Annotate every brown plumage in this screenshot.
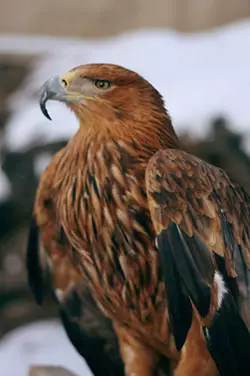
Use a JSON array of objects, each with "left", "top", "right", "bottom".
[{"left": 28, "top": 64, "right": 250, "bottom": 376}]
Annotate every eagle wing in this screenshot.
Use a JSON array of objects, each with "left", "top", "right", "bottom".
[
  {"left": 26, "top": 216, "right": 50, "bottom": 305},
  {"left": 27, "top": 213, "right": 126, "bottom": 376},
  {"left": 146, "top": 149, "right": 250, "bottom": 375}
]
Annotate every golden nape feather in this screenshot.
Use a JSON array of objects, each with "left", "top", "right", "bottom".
[{"left": 27, "top": 63, "right": 250, "bottom": 376}]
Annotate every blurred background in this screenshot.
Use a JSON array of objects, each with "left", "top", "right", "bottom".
[{"left": 1, "top": 0, "right": 250, "bottom": 375}]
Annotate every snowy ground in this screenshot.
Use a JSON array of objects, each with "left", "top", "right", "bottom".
[{"left": 0, "top": 320, "right": 92, "bottom": 376}]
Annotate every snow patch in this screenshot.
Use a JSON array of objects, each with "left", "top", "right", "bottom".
[
  {"left": 0, "top": 320, "right": 92, "bottom": 376},
  {"left": 0, "top": 166, "right": 11, "bottom": 202},
  {"left": 34, "top": 151, "right": 53, "bottom": 177}
]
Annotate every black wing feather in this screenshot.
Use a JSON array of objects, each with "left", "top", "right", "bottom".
[
  {"left": 157, "top": 228, "right": 192, "bottom": 351},
  {"left": 26, "top": 216, "right": 49, "bottom": 304},
  {"left": 60, "top": 287, "right": 125, "bottom": 376},
  {"left": 160, "top": 222, "right": 212, "bottom": 318},
  {"left": 147, "top": 149, "right": 250, "bottom": 372},
  {"left": 204, "top": 292, "right": 250, "bottom": 376}
]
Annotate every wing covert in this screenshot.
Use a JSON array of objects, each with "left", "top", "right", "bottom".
[{"left": 146, "top": 149, "right": 250, "bottom": 370}]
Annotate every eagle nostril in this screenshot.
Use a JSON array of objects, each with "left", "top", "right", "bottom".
[{"left": 61, "top": 79, "right": 68, "bottom": 88}]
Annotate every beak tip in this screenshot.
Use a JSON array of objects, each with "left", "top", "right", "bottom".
[
  {"left": 45, "top": 109, "right": 52, "bottom": 121},
  {"left": 39, "top": 87, "right": 53, "bottom": 120},
  {"left": 39, "top": 100, "right": 52, "bottom": 121}
]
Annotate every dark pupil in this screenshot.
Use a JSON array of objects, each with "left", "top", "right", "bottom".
[{"left": 95, "top": 79, "right": 110, "bottom": 89}]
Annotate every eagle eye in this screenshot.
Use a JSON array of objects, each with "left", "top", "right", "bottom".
[{"left": 94, "top": 79, "right": 111, "bottom": 90}]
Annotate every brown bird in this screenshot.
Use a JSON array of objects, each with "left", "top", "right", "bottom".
[{"left": 27, "top": 64, "right": 250, "bottom": 376}]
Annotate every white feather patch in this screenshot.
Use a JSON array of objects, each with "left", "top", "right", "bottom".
[
  {"left": 55, "top": 289, "right": 65, "bottom": 302},
  {"left": 214, "top": 271, "right": 227, "bottom": 308}
]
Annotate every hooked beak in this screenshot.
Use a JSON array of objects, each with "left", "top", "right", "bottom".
[
  {"left": 39, "top": 76, "right": 68, "bottom": 120},
  {"left": 39, "top": 71, "right": 78, "bottom": 120}
]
